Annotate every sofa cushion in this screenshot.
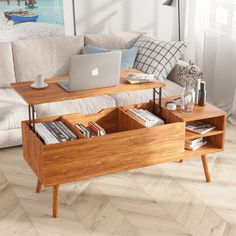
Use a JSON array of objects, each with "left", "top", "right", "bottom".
[
  {"left": 111, "top": 79, "right": 183, "bottom": 107},
  {"left": 83, "top": 45, "right": 138, "bottom": 69},
  {"left": 0, "top": 42, "right": 16, "bottom": 88},
  {"left": 134, "top": 35, "right": 187, "bottom": 82},
  {"left": 0, "top": 128, "right": 22, "bottom": 149},
  {"left": 12, "top": 36, "right": 84, "bottom": 82},
  {"left": 0, "top": 89, "right": 28, "bottom": 131},
  {"left": 84, "top": 31, "right": 145, "bottom": 49},
  {"left": 35, "top": 95, "right": 116, "bottom": 118}
]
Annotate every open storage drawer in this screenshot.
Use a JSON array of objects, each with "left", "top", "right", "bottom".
[{"left": 22, "top": 103, "right": 185, "bottom": 187}]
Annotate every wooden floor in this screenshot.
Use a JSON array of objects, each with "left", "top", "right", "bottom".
[{"left": 0, "top": 124, "right": 235, "bottom": 236}]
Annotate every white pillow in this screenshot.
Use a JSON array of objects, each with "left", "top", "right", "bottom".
[
  {"left": 0, "top": 42, "right": 16, "bottom": 88},
  {"left": 134, "top": 35, "right": 187, "bottom": 82},
  {"left": 84, "top": 31, "right": 146, "bottom": 49}
]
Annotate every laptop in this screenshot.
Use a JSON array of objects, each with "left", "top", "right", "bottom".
[{"left": 57, "top": 51, "right": 122, "bottom": 92}]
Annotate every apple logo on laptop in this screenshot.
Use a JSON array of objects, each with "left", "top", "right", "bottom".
[{"left": 91, "top": 68, "right": 99, "bottom": 77}]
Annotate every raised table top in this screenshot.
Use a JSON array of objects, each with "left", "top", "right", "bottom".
[{"left": 11, "top": 69, "right": 165, "bottom": 106}]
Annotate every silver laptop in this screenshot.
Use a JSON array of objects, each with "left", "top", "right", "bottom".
[{"left": 57, "top": 51, "right": 121, "bottom": 92}]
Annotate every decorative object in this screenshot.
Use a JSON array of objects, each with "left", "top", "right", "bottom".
[
  {"left": 166, "top": 102, "right": 177, "bottom": 111},
  {"left": 194, "top": 79, "right": 201, "bottom": 104},
  {"left": 163, "top": 0, "right": 181, "bottom": 41},
  {"left": 0, "top": 0, "right": 65, "bottom": 42},
  {"left": 31, "top": 74, "right": 48, "bottom": 89},
  {"left": 180, "top": 87, "right": 195, "bottom": 113},
  {"left": 134, "top": 35, "right": 187, "bottom": 82},
  {"left": 176, "top": 61, "right": 203, "bottom": 88},
  {"left": 198, "top": 81, "right": 206, "bottom": 106}
]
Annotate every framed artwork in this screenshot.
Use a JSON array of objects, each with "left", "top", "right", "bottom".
[{"left": 0, "top": 0, "right": 65, "bottom": 42}]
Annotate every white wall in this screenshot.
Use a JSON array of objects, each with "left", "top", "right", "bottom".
[{"left": 64, "top": 0, "right": 178, "bottom": 41}]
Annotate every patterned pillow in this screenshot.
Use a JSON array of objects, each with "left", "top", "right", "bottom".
[{"left": 134, "top": 35, "right": 187, "bottom": 82}]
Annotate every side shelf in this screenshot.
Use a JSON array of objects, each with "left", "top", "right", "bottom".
[{"left": 161, "top": 104, "right": 226, "bottom": 158}]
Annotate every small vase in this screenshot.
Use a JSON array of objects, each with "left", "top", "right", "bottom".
[{"left": 181, "top": 87, "right": 195, "bottom": 113}]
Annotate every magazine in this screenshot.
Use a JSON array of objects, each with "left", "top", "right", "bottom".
[{"left": 186, "top": 121, "right": 215, "bottom": 134}]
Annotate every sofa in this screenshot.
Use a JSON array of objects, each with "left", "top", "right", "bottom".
[{"left": 0, "top": 31, "right": 190, "bottom": 149}]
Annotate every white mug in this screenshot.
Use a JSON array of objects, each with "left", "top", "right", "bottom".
[{"left": 35, "top": 74, "right": 44, "bottom": 87}]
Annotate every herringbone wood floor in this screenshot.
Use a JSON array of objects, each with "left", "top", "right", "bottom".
[{"left": 0, "top": 124, "right": 235, "bottom": 236}]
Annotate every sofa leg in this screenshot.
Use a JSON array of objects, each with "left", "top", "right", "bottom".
[
  {"left": 179, "top": 159, "right": 184, "bottom": 163},
  {"left": 36, "top": 179, "right": 42, "bottom": 193}
]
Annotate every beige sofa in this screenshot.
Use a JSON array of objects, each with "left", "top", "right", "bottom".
[{"left": 0, "top": 31, "right": 185, "bottom": 149}]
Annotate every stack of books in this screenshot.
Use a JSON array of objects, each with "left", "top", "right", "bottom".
[
  {"left": 75, "top": 121, "right": 106, "bottom": 138},
  {"left": 35, "top": 121, "right": 77, "bottom": 144},
  {"left": 128, "top": 108, "right": 164, "bottom": 127},
  {"left": 185, "top": 137, "right": 207, "bottom": 151},
  {"left": 186, "top": 121, "right": 215, "bottom": 134}
]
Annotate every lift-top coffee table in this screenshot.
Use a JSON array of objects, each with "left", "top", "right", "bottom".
[{"left": 11, "top": 69, "right": 226, "bottom": 218}]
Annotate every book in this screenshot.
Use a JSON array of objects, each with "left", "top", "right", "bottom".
[
  {"left": 185, "top": 137, "right": 203, "bottom": 146},
  {"left": 128, "top": 108, "right": 164, "bottom": 127},
  {"left": 75, "top": 121, "right": 106, "bottom": 138},
  {"left": 43, "top": 122, "right": 67, "bottom": 142},
  {"left": 53, "top": 122, "right": 71, "bottom": 141},
  {"left": 76, "top": 124, "right": 91, "bottom": 138},
  {"left": 185, "top": 140, "right": 207, "bottom": 151},
  {"left": 186, "top": 121, "right": 215, "bottom": 134},
  {"left": 88, "top": 121, "right": 106, "bottom": 136},
  {"left": 56, "top": 121, "right": 77, "bottom": 140},
  {"left": 35, "top": 123, "right": 60, "bottom": 144}
]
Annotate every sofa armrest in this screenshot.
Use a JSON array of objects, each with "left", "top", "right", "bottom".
[{"left": 167, "top": 60, "right": 203, "bottom": 87}]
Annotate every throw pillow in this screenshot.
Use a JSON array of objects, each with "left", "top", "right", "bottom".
[
  {"left": 168, "top": 60, "right": 203, "bottom": 87},
  {"left": 134, "top": 35, "right": 187, "bottom": 82},
  {"left": 83, "top": 45, "right": 138, "bottom": 69}
]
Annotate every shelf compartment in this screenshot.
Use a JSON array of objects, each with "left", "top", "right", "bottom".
[
  {"left": 184, "top": 143, "right": 223, "bottom": 158},
  {"left": 185, "top": 129, "right": 224, "bottom": 140}
]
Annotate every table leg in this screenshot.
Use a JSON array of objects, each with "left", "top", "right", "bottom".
[
  {"left": 53, "top": 185, "right": 59, "bottom": 218},
  {"left": 36, "top": 179, "right": 42, "bottom": 193},
  {"left": 158, "top": 87, "right": 162, "bottom": 115},
  {"left": 152, "top": 88, "right": 162, "bottom": 115},
  {"left": 28, "top": 105, "right": 36, "bottom": 131},
  {"left": 201, "top": 155, "right": 211, "bottom": 182}
]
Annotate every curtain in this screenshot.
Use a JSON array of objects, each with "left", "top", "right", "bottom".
[{"left": 184, "top": 0, "right": 236, "bottom": 124}]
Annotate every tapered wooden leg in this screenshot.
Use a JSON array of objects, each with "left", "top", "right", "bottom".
[
  {"left": 201, "top": 155, "right": 211, "bottom": 182},
  {"left": 36, "top": 179, "right": 42, "bottom": 193},
  {"left": 53, "top": 185, "right": 59, "bottom": 218}
]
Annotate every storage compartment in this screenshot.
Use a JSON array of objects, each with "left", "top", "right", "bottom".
[
  {"left": 21, "top": 105, "right": 185, "bottom": 186},
  {"left": 61, "top": 108, "right": 145, "bottom": 138}
]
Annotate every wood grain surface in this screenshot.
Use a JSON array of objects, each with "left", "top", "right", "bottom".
[{"left": 11, "top": 69, "right": 165, "bottom": 105}]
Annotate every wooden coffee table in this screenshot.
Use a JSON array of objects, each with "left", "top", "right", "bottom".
[{"left": 11, "top": 70, "right": 226, "bottom": 218}]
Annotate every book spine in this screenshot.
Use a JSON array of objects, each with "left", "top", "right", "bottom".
[
  {"left": 54, "top": 122, "right": 71, "bottom": 140},
  {"left": 57, "top": 121, "right": 77, "bottom": 140},
  {"left": 76, "top": 124, "right": 89, "bottom": 138},
  {"left": 185, "top": 137, "right": 203, "bottom": 146},
  {"left": 88, "top": 122, "right": 100, "bottom": 136},
  {"left": 35, "top": 123, "right": 60, "bottom": 144},
  {"left": 51, "top": 122, "right": 69, "bottom": 141},
  {"left": 43, "top": 122, "right": 63, "bottom": 142},
  {"left": 128, "top": 109, "right": 148, "bottom": 126},
  {"left": 89, "top": 121, "right": 106, "bottom": 136}
]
